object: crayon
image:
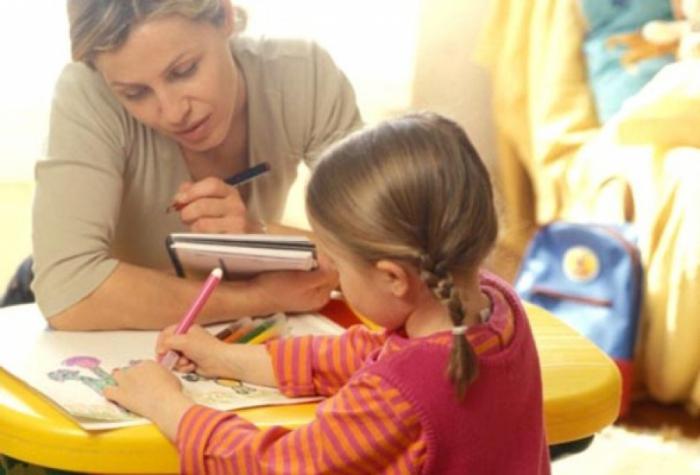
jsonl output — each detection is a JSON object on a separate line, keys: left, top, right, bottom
{"left": 246, "top": 319, "right": 284, "bottom": 345}
{"left": 214, "top": 320, "right": 245, "bottom": 341}
{"left": 237, "top": 318, "right": 278, "bottom": 344}
{"left": 223, "top": 320, "right": 256, "bottom": 344}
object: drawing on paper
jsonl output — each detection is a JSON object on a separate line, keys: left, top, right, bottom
{"left": 42, "top": 353, "right": 319, "bottom": 428}
{"left": 49, "top": 356, "right": 267, "bottom": 401}
{"left": 182, "top": 372, "right": 255, "bottom": 395}
{"left": 47, "top": 356, "right": 141, "bottom": 421}
{"left": 48, "top": 356, "right": 117, "bottom": 394}
{"left": 0, "top": 313, "right": 339, "bottom": 431}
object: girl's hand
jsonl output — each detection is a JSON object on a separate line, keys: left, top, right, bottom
{"left": 156, "top": 325, "right": 233, "bottom": 378}
{"left": 173, "top": 177, "right": 257, "bottom": 234}
{"left": 103, "top": 361, "right": 194, "bottom": 441}
{"left": 253, "top": 265, "right": 339, "bottom": 314}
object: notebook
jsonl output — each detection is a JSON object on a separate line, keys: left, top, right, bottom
{"left": 166, "top": 233, "right": 317, "bottom": 279}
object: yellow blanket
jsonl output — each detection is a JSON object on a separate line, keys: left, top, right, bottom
{"left": 477, "top": 0, "right": 600, "bottom": 255}
{"left": 480, "top": 0, "right": 700, "bottom": 411}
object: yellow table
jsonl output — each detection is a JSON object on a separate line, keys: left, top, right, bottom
{"left": 0, "top": 301, "right": 620, "bottom": 473}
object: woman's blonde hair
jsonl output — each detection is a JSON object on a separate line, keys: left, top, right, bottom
{"left": 67, "top": 0, "right": 247, "bottom": 67}
{"left": 306, "top": 112, "right": 499, "bottom": 399}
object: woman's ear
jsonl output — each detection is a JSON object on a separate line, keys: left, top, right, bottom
{"left": 220, "top": 0, "right": 236, "bottom": 36}
{"left": 375, "top": 260, "right": 411, "bottom": 298}
{"left": 673, "top": 0, "right": 685, "bottom": 19}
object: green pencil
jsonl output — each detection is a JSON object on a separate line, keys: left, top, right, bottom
{"left": 237, "top": 318, "right": 277, "bottom": 344}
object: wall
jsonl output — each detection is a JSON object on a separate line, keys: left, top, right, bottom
{"left": 0, "top": 183, "right": 33, "bottom": 287}
{"left": 284, "top": 1, "right": 498, "bottom": 228}
{"left": 241, "top": 0, "right": 422, "bottom": 124}
{"left": 411, "top": 0, "right": 496, "bottom": 166}
{"left": 0, "top": 1, "right": 70, "bottom": 181}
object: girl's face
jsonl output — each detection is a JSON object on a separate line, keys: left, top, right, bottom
{"left": 94, "top": 14, "right": 239, "bottom": 153}
{"left": 315, "top": 233, "right": 411, "bottom": 332}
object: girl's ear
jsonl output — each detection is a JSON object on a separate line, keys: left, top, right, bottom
{"left": 375, "top": 260, "right": 411, "bottom": 298}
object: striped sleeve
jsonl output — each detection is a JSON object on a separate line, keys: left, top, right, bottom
{"left": 176, "top": 373, "right": 426, "bottom": 474}
{"left": 265, "top": 324, "right": 387, "bottom": 397}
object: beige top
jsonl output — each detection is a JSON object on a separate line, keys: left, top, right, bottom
{"left": 32, "top": 37, "right": 362, "bottom": 317}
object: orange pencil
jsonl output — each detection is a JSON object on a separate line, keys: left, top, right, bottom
{"left": 214, "top": 320, "right": 245, "bottom": 341}
{"left": 223, "top": 320, "right": 256, "bottom": 343}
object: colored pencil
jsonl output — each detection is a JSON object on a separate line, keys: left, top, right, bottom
{"left": 159, "top": 267, "right": 223, "bottom": 369}
{"left": 214, "top": 319, "right": 248, "bottom": 341}
{"left": 223, "top": 320, "right": 256, "bottom": 343}
{"left": 237, "top": 318, "right": 278, "bottom": 344}
{"left": 246, "top": 318, "right": 284, "bottom": 345}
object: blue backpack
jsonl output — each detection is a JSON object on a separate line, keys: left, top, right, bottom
{"left": 514, "top": 222, "right": 642, "bottom": 416}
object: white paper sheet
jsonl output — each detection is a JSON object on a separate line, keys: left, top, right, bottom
{"left": 0, "top": 305, "right": 344, "bottom": 431}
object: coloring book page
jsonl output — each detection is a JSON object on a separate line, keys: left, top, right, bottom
{"left": 0, "top": 304, "right": 343, "bottom": 431}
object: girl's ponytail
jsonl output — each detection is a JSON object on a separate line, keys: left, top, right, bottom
{"left": 419, "top": 254, "right": 479, "bottom": 399}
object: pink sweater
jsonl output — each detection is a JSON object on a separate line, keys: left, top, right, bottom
{"left": 176, "top": 272, "right": 550, "bottom": 474}
{"left": 368, "top": 272, "right": 550, "bottom": 474}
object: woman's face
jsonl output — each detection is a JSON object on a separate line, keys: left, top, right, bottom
{"left": 94, "top": 14, "right": 239, "bottom": 153}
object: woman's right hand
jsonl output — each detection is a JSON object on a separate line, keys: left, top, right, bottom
{"left": 172, "top": 177, "right": 254, "bottom": 234}
{"left": 156, "top": 324, "right": 231, "bottom": 378}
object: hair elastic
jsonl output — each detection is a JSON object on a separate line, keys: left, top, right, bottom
{"left": 452, "top": 325, "right": 468, "bottom": 336}
{"left": 479, "top": 307, "right": 491, "bottom": 323}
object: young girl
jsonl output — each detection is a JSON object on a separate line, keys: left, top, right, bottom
{"left": 104, "top": 112, "right": 551, "bottom": 474}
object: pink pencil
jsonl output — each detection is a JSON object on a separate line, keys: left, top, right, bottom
{"left": 159, "top": 267, "right": 223, "bottom": 370}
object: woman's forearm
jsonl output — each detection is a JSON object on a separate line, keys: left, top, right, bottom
{"left": 48, "top": 262, "right": 276, "bottom": 331}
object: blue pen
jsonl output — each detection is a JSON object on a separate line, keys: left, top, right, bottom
{"left": 224, "top": 162, "right": 271, "bottom": 187}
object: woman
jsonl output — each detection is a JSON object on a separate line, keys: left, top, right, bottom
{"left": 32, "top": 0, "right": 362, "bottom": 330}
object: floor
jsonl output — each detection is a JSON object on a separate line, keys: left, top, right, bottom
{"left": 623, "top": 399, "right": 700, "bottom": 437}
{"left": 552, "top": 400, "right": 700, "bottom": 474}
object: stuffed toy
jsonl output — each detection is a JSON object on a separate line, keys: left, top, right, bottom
{"left": 581, "top": 0, "right": 677, "bottom": 122}
{"left": 643, "top": 0, "right": 700, "bottom": 59}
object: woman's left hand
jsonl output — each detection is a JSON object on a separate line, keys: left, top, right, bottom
{"left": 103, "top": 360, "right": 194, "bottom": 440}
{"left": 173, "top": 177, "right": 256, "bottom": 234}
{"left": 252, "top": 264, "right": 339, "bottom": 314}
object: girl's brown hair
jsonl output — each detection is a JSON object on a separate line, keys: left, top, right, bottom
{"left": 306, "top": 112, "right": 499, "bottom": 398}
{"left": 67, "top": 0, "right": 247, "bottom": 67}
